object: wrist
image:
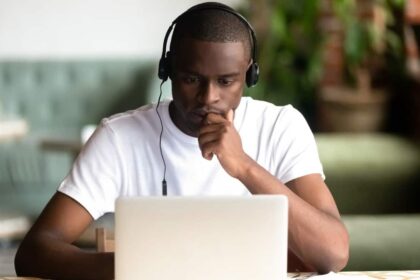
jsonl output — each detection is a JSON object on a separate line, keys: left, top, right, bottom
{"left": 235, "top": 154, "right": 258, "bottom": 181}
{"left": 234, "top": 156, "right": 285, "bottom": 195}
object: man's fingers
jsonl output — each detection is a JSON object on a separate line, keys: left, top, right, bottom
{"left": 203, "top": 151, "right": 214, "bottom": 160}
{"left": 199, "top": 129, "right": 224, "bottom": 161}
{"left": 199, "top": 129, "right": 220, "bottom": 144}
{"left": 205, "top": 112, "right": 226, "bottom": 124}
{"left": 200, "top": 140, "right": 218, "bottom": 161}
{"left": 199, "top": 122, "right": 224, "bottom": 135}
{"left": 199, "top": 110, "right": 234, "bottom": 161}
{"left": 226, "top": 109, "right": 234, "bottom": 123}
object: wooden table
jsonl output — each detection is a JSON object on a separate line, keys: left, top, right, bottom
{"left": 2, "top": 271, "right": 420, "bottom": 279}
{"left": 341, "top": 270, "right": 420, "bottom": 278}
{"left": 290, "top": 270, "right": 420, "bottom": 279}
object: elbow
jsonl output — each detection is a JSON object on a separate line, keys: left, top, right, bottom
{"left": 317, "top": 244, "right": 349, "bottom": 274}
{"left": 317, "top": 226, "right": 350, "bottom": 274}
{"left": 14, "top": 240, "right": 31, "bottom": 276}
{"left": 333, "top": 224, "right": 350, "bottom": 272}
{"left": 14, "top": 235, "right": 44, "bottom": 277}
{"left": 326, "top": 242, "right": 349, "bottom": 273}
{"left": 322, "top": 230, "right": 350, "bottom": 272}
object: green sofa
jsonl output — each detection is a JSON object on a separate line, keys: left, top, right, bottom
{"left": 317, "top": 134, "right": 420, "bottom": 270}
{"left": 0, "top": 59, "right": 169, "bottom": 216}
{"left": 1, "top": 60, "right": 419, "bottom": 271}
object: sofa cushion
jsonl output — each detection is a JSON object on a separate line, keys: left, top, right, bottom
{"left": 316, "top": 133, "right": 420, "bottom": 214}
{"left": 343, "top": 214, "right": 420, "bottom": 270}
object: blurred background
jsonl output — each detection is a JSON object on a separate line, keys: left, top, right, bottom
{"left": 0, "top": 0, "right": 419, "bottom": 276}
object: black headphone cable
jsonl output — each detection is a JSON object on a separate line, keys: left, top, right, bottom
{"left": 155, "top": 80, "right": 167, "bottom": 196}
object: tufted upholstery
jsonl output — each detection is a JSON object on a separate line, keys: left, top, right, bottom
{"left": 0, "top": 59, "right": 164, "bottom": 217}
{"left": 0, "top": 60, "right": 160, "bottom": 138}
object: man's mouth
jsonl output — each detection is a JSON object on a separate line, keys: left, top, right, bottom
{"left": 188, "top": 111, "right": 206, "bottom": 124}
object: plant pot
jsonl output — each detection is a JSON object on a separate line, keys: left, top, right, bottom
{"left": 317, "top": 86, "right": 389, "bottom": 132}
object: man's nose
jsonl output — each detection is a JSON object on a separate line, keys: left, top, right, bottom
{"left": 198, "top": 81, "right": 220, "bottom": 105}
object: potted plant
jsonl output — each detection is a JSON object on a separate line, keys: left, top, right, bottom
{"left": 243, "top": 0, "right": 323, "bottom": 126}
{"left": 317, "top": 0, "right": 404, "bottom": 132}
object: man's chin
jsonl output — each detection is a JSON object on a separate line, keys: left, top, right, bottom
{"left": 185, "top": 122, "right": 201, "bottom": 137}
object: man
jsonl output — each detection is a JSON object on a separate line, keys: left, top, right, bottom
{"left": 15, "top": 3, "right": 349, "bottom": 279}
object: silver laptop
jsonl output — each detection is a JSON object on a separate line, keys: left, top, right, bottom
{"left": 115, "top": 195, "right": 288, "bottom": 280}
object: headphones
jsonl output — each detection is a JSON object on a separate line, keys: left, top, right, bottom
{"left": 158, "top": 2, "right": 259, "bottom": 87}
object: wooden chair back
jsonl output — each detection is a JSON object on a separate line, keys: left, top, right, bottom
{"left": 95, "top": 227, "right": 115, "bottom": 252}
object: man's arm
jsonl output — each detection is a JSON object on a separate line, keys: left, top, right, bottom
{"left": 199, "top": 111, "right": 349, "bottom": 273}
{"left": 15, "top": 192, "right": 114, "bottom": 280}
{"left": 239, "top": 164, "right": 349, "bottom": 273}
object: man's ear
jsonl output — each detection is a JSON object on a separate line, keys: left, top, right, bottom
{"left": 244, "top": 59, "right": 253, "bottom": 81}
{"left": 247, "top": 59, "right": 253, "bottom": 68}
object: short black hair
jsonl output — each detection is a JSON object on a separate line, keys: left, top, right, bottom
{"left": 169, "top": 8, "right": 252, "bottom": 61}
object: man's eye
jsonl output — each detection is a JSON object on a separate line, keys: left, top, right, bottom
{"left": 218, "top": 78, "right": 234, "bottom": 86}
{"left": 183, "top": 76, "right": 199, "bottom": 84}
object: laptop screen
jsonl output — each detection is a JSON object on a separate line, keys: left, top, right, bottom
{"left": 115, "top": 195, "right": 288, "bottom": 280}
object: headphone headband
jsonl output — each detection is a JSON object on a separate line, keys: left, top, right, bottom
{"left": 158, "top": 2, "right": 259, "bottom": 87}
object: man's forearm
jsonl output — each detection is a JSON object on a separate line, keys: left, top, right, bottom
{"left": 236, "top": 156, "right": 349, "bottom": 273}
{"left": 15, "top": 235, "right": 114, "bottom": 280}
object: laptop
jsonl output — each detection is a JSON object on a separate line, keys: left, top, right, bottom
{"left": 115, "top": 195, "right": 288, "bottom": 280}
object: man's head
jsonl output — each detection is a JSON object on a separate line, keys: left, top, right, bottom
{"left": 169, "top": 6, "right": 252, "bottom": 63}
{"left": 161, "top": 3, "right": 257, "bottom": 137}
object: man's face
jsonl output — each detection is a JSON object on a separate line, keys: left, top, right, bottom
{"left": 169, "top": 38, "right": 250, "bottom": 137}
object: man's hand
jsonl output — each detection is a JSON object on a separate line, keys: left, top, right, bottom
{"left": 15, "top": 192, "right": 114, "bottom": 280}
{"left": 198, "top": 110, "right": 252, "bottom": 178}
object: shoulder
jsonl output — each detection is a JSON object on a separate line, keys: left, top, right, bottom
{"left": 99, "top": 101, "right": 169, "bottom": 133}
{"left": 239, "top": 97, "right": 314, "bottom": 147}
{"left": 103, "top": 102, "right": 159, "bottom": 126}
{"left": 241, "top": 97, "right": 305, "bottom": 125}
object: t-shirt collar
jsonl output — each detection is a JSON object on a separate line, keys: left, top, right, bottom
{"left": 161, "top": 97, "right": 247, "bottom": 145}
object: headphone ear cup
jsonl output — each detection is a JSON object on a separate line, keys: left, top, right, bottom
{"left": 158, "top": 56, "right": 169, "bottom": 81}
{"left": 246, "top": 63, "right": 259, "bottom": 87}
{"left": 158, "top": 52, "right": 172, "bottom": 81}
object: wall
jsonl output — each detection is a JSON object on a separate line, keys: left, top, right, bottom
{"left": 0, "top": 0, "right": 243, "bottom": 59}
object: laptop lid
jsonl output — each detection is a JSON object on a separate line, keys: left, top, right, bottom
{"left": 115, "top": 195, "right": 288, "bottom": 280}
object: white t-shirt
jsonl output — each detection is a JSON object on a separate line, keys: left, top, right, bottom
{"left": 58, "top": 97, "right": 324, "bottom": 219}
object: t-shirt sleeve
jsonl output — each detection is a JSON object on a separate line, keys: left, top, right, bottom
{"left": 58, "top": 119, "right": 122, "bottom": 220}
{"left": 273, "top": 106, "right": 325, "bottom": 184}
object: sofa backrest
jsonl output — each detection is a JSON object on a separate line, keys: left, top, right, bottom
{"left": 0, "top": 60, "right": 159, "bottom": 139}
{"left": 317, "top": 133, "right": 420, "bottom": 214}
